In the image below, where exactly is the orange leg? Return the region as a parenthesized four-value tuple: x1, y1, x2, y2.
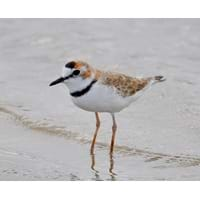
(90, 112, 100, 155)
(110, 113, 117, 154)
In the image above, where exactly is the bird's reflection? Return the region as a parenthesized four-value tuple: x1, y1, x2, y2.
(90, 153, 101, 180)
(109, 153, 117, 178)
(90, 153, 99, 173)
(90, 153, 117, 180)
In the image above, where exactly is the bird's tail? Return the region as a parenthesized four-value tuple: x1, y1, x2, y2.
(154, 75, 166, 82)
(148, 75, 166, 84)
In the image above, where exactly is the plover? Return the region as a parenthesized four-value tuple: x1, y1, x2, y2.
(49, 60, 165, 154)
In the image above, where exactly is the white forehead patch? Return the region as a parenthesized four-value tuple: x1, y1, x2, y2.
(62, 66, 72, 77)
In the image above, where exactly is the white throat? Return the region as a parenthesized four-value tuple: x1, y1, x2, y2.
(63, 75, 95, 94)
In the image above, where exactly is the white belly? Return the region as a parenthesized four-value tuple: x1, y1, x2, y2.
(71, 83, 135, 113)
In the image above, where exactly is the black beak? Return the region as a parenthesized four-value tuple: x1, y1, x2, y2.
(49, 77, 64, 86)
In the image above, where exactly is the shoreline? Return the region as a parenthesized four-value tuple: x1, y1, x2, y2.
(1, 113, 200, 180)
(0, 114, 94, 180)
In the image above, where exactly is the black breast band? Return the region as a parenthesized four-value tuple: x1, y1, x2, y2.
(70, 80, 97, 97)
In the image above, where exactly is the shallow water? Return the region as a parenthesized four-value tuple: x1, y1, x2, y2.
(0, 19, 200, 180)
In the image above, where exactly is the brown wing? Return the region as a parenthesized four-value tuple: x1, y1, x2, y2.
(101, 72, 150, 97)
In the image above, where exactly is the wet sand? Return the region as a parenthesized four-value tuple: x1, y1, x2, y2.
(0, 19, 200, 180)
(1, 111, 200, 180)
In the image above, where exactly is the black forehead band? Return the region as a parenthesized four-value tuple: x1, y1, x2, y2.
(65, 61, 76, 69)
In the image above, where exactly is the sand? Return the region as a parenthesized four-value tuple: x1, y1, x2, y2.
(0, 19, 200, 180)
(1, 111, 200, 180)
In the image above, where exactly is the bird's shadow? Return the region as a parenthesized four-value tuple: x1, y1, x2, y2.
(90, 153, 117, 181)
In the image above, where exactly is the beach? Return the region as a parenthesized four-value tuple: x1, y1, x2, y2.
(1, 111, 200, 180)
(0, 19, 200, 180)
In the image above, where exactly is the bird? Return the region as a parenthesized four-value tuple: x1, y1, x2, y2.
(49, 60, 165, 155)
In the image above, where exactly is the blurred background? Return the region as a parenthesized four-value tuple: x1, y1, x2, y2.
(0, 19, 200, 180)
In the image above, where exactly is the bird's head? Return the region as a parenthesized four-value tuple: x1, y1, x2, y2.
(49, 60, 95, 92)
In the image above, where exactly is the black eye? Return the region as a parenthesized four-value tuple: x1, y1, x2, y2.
(73, 70, 80, 76)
